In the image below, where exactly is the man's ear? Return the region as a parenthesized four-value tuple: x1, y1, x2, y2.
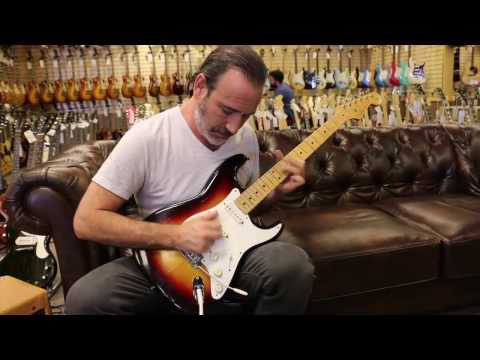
(193, 73, 209, 100)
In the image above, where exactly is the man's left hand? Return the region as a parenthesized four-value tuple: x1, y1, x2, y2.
(272, 149, 305, 195)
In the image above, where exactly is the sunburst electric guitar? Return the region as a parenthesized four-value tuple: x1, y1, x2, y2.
(134, 92, 381, 313)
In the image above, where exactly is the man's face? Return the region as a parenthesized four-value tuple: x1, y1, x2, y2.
(269, 75, 278, 88)
(194, 68, 263, 147)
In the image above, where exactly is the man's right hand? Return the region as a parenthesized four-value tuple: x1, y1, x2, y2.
(174, 210, 223, 254)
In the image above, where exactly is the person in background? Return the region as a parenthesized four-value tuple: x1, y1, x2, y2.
(268, 70, 295, 127)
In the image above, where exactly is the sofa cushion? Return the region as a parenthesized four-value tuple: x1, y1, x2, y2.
(375, 194, 480, 278)
(258, 205, 441, 299)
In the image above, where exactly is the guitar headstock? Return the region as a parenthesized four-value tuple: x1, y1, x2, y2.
(334, 92, 382, 121)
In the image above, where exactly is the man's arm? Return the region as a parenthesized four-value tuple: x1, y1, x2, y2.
(73, 182, 222, 254)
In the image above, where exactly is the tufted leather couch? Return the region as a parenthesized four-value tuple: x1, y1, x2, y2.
(5, 124, 480, 314)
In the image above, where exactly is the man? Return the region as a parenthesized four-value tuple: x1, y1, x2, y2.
(66, 46, 314, 315)
(269, 69, 295, 127)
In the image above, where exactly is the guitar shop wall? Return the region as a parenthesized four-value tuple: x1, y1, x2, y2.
(0, 44, 470, 142)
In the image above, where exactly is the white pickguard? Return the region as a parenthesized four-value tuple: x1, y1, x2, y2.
(184, 188, 283, 300)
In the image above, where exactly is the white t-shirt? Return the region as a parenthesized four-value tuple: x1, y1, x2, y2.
(92, 106, 260, 218)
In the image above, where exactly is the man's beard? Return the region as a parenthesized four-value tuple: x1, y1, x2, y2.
(194, 101, 232, 147)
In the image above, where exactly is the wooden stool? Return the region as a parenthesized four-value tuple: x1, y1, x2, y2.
(0, 275, 51, 315)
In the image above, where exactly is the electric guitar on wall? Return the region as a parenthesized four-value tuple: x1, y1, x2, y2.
(26, 47, 41, 107)
(79, 47, 93, 102)
(92, 47, 108, 101)
(325, 46, 335, 89)
(132, 45, 147, 99)
(389, 45, 401, 87)
(159, 46, 172, 97)
(134, 92, 382, 314)
(315, 48, 326, 90)
(39, 48, 55, 105)
(106, 46, 120, 101)
(53, 48, 68, 104)
(66, 47, 81, 102)
(408, 46, 426, 85)
(292, 48, 305, 92)
(335, 45, 349, 89)
(121, 46, 135, 101)
(148, 45, 161, 102)
(172, 45, 185, 97)
(347, 49, 357, 89)
(303, 46, 316, 90)
(399, 45, 410, 87)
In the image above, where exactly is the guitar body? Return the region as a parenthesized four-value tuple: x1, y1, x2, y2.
(389, 63, 401, 87)
(399, 60, 410, 86)
(54, 80, 67, 103)
(92, 78, 108, 101)
(39, 81, 55, 104)
(0, 195, 57, 291)
(172, 73, 184, 96)
(335, 70, 349, 89)
(135, 154, 283, 311)
(107, 77, 120, 100)
(27, 81, 41, 106)
(148, 75, 160, 97)
(121, 75, 134, 98)
(159, 74, 172, 96)
(79, 79, 93, 101)
(325, 70, 335, 89)
(66, 79, 80, 102)
(348, 69, 358, 89)
(356, 67, 364, 88)
(375, 64, 385, 87)
(361, 69, 371, 88)
(408, 58, 426, 85)
(316, 69, 326, 89)
(132, 75, 147, 98)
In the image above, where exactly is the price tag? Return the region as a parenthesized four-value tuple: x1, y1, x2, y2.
(93, 117, 99, 124)
(388, 111, 396, 127)
(47, 129, 56, 137)
(24, 130, 37, 144)
(27, 61, 32, 70)
(312, 51, 317, 59)
(53, 59, 58, 68)
(106, 57, 111, 66)
(458, 110, 465, 124)
(116, 107, 122, 118)
(39, 59, 45, 68)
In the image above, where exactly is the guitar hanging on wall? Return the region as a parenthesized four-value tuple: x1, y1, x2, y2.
(134, 92, 382, 314)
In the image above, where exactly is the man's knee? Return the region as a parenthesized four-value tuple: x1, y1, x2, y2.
(65, 276, 101, 315)
(258, 241, 315, 288)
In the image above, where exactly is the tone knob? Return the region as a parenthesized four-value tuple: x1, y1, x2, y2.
(214, 269, 223, 277)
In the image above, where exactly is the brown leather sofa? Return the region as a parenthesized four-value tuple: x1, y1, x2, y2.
(5, 124, 480, 314)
